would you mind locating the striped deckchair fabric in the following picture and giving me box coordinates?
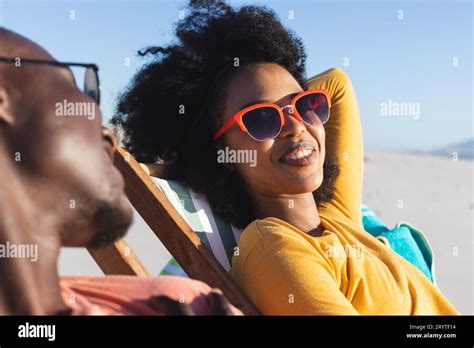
[152,177,241,274]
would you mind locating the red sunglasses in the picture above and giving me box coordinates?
[213,89,331,141]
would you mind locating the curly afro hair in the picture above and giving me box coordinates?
[112,0,339,229]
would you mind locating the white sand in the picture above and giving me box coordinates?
[59,151,473,314]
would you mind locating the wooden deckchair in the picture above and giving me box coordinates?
[87,147,260,315]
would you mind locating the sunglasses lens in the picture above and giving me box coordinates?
[241,106,282,141]
[84,67,100,103]
[295,92,329,125]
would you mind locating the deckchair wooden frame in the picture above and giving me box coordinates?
[87,147,260,315]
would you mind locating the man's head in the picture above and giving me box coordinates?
[0,28,133,248]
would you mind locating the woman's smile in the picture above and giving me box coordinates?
[279,140,318,167]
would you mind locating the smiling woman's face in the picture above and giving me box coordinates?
[220,63,326,197]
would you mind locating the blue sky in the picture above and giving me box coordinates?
[0,0,472,151]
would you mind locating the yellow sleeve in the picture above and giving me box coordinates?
[306,68,364,226]
[231,221,359,315]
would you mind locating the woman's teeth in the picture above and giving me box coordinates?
[285,147,313,160]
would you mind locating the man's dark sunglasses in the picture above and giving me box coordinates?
[0,57,100,104]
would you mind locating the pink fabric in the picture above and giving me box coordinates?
[60,275,243,315]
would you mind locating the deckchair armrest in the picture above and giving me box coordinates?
[88,239,151,278]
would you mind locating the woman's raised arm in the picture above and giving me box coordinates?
[306,68,364,227]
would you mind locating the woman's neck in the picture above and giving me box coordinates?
[250,191,324,236]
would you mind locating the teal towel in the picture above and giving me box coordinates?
[361,205,433,282]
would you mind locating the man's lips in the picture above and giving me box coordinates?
[279,141,317,167]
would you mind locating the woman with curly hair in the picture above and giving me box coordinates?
[113,0,458,315]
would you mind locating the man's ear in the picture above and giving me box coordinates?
[0,86,15,125]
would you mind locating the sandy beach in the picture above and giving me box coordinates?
[59,151,473,314]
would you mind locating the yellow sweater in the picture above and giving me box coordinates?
[230,68,459,315]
